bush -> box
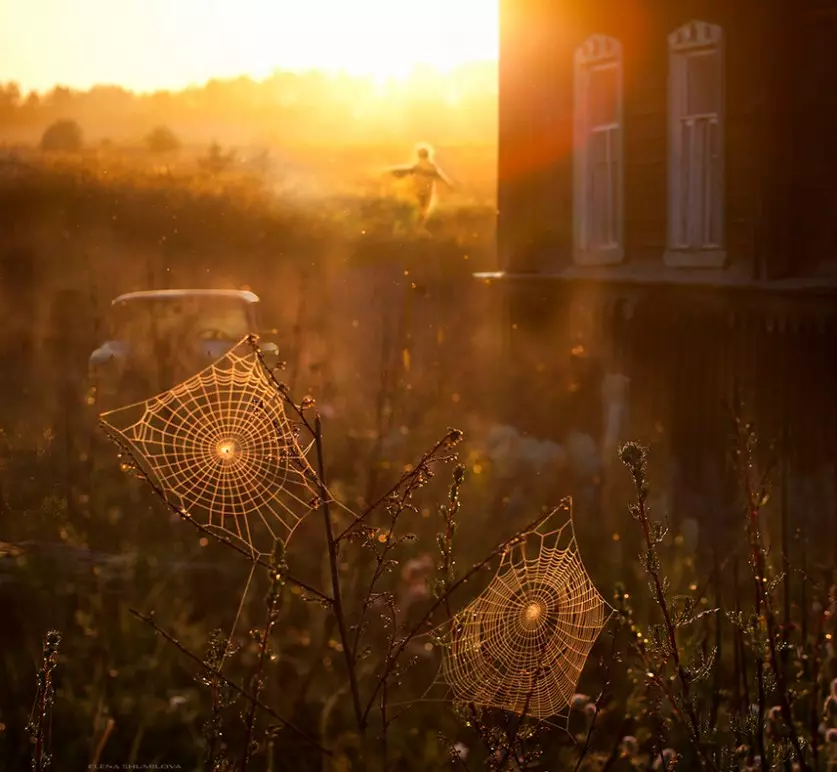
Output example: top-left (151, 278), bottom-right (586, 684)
top-left (145, 125), bottom-right (180, 154)
top-left (39, 119), bottom-right (83, 152)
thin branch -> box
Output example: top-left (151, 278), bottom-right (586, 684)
top-left (735, 418), bottom-right (810, 772)
top-left (240, 549), bottom-right (285, 772)
top-left (129, 609), bottom-right (329, 755)
top-left (336, 429), bottom-right (462, 542)
top-left (572, 629), bottom-right (620, 772)
top-left (619, 443), bottom-right (716, 771)
top-left (314, 414), bottom-right (366, 734)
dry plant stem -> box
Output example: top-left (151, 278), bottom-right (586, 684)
top-left (439, 464), bottom-right (465, 618)
top-left (90, 717), bottom-right (115, 768)
top-left (337, 430), bottom-right (461, 542)
top-left (240, 561), bottom-right (285, 772)
top-left (314, 414), bottom-right (366, 735)
top-left (572, 631), bottom-right (620, 772)
top-left (709, 550), bottom-right (723, 733)
top-left (129, 609), bottom-right (329, 754)
top-left (350, 447), bottom-right (439, 662)
top-left (808, 607), bottom-right (826, 768)
top-left (104, 426), bottom-right (331, 604)
top-left (361, 502), bottom-right (563, 726)
top-left (732, 559), bottom-right (754, 750)
top-left (30, 631), bottom-right (60, 772)
top-left (738, 428), bottom-right (809, 772)
top-left (754, 638), bottom-right (768, 767)
top-left (438, 469), bottom-right (513, 766)
top-left (206, 680), bottom-right (222, 772)
top-left (497, 642), bottom-right (551, 771)
top-left (350, 508), bottom-right (399, 662)
top-left (627, 465), bottom-right (713, 770)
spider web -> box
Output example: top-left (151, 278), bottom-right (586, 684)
top-left (440, 506), bottom-right (611, 720)
top-left (99, 336), bottom-right (320, 553)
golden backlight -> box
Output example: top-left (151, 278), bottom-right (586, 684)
top-left (0, 0), bottom-right (498, 92)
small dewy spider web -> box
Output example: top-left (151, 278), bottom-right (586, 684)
top-left (441, 505), bottom-right (612, 721)
top-left (99, 336), bottom-right (320, 552)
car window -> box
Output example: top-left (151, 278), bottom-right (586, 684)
top-left (111, 297), bottom-right (252, 343)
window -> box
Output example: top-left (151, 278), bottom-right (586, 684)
top-left (573, 35), bottom-right (624, 265)
top-left (666, 20), bottom-right (725, 267)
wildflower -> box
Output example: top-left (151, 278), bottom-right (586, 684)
top-left (618, 440), bottom-right (647, 471)
top-left (619, 735), bottom-right (638, 758)
top-left (766, 705), bottom-right (784, 739)
top-left (168, 694), bottom-right (188, 710)
top-left (401, 554), bottom-right (434, 604)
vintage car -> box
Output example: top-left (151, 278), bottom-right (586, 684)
top-left (88, 288), bottom-right (279, 411)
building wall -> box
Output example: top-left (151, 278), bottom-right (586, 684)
top-left (794, 5), bottom-right (837, 276)
top-left (501, 279), bottom-right (837, 565)
top-left (498, 0), bottom-right (837, 283)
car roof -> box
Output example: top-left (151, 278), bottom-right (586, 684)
top-left (111, 289), bottom-right (260, 305)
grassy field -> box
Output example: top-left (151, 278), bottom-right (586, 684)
top-left (1, 148), bottom-right (836, 772)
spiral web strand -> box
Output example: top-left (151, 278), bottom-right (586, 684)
top-left (99, 337), bottom-right (319, 552)
top-left (441, 507), bottom-right (610, 720)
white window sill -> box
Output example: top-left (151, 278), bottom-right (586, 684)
top-left (573, 246), bottom-right (625, 266)
top-left (664, 249), bottom-right (727, 268)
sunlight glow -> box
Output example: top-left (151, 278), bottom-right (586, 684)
top-left (0, 0), bottom-right (498, 92)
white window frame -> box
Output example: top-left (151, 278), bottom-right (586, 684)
top-left (665, 20), bottom-right (726, 268)
top-left (573, 34), bottom-right (624, 265)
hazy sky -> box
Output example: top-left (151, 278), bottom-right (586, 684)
top-left (0, 0), bottom-right (498, 93)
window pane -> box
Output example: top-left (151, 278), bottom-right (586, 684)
top-left (588, 64), bottom-right (618, 126)
top-left (589, 129), bottom-right (617, 246)
top-left (609, 130), bottom-right (619, 244)
top-left (591, 132), bottom-right (607, 245)
top-left (679, 117), bottom-right (722, 248)
top-left (685, 51), bottom-right (720, 115)
top-left (692, 119), bottom-right (708, 246)
top-left (679, 121), bottom-right (693, 246)
top-left (707, 119), bottom-right (722, 245)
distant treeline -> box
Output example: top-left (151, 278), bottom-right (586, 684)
top-left (0, 63), bottom-right (498, 148)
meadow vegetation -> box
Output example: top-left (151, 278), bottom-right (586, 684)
top-left (0, 70), bottom-right (835, 771)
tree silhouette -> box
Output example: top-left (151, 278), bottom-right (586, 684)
top-left (146, 125), bottom-right (181, 154)
top-left (0, 65), bottom-right (499, 149)
top-left (40, 119), bottom-right (83, 152)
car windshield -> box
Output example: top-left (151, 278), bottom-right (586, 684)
top-left (109, 296), bottom-right (253, 343)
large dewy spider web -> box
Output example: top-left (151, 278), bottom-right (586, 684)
top-left (442, 505), bottom-right (611, 720)
top-left (99, 336), bottom-right (320, 552)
